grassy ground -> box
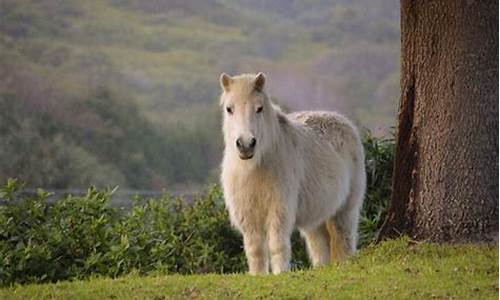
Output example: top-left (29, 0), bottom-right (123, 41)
top-left (1, 238), bottom-right (497, 300)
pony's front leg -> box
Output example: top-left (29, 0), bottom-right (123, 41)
top-left (268, 216), bottom-right (293, 274)
top-left (243, 231), bottom-right (268, 275)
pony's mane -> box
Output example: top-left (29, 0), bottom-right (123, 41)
top-left (219, 73), bottom-right (262, 106)
top-left (229, 73), bottom-right (262, 93)
top-left (267, 101), bottom-right (290, 128)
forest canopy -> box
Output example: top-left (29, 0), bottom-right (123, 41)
top-left (0, 0), bottom-right (399, 189)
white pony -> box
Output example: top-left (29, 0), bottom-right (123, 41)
top-left (220, 73), bottom-right (366, 275)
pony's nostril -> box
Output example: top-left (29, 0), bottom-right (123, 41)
top-left (249, 138), bottom-right (256, 148)
top-left (236, 138), bottom-right (243, 149)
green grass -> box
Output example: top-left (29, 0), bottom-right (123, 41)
top-left (2, 238), bottom-right (497, 300)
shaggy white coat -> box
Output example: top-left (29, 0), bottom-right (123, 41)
top-left (220, 73), bottom-right (366, 275)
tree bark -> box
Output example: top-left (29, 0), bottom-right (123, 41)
top-left (379, 0), bottom-right (498, 242)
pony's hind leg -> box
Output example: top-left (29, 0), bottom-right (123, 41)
top-left (325, 218), bottom-right (348, 261)
top-left (300, 223), bottom-right (331, 267)
top-left (330, 165), bottom-right (366, 259)
top-left (331, 188), bottom-right (364, 258)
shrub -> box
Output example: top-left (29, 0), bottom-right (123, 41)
top-left (359, 131), bottom-right (395, 247)
top-left (0, 133), bottom-right (394, 285)
top-left (0, 180), bottom-right (311, 285)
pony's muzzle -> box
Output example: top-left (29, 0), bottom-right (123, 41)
top-left (236, 137), bottom-right (256, 160)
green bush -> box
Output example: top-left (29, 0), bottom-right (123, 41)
top-left (0, 133), bottom-right (393, 285)
top-left (359, 131), bottom-right (395, 247)
top-left (0, 179), bottom-right (310, 285)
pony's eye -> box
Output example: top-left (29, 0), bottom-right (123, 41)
top-left (256, 106), bottom-right (263, 113)
top-left (226, 107), bottom-right (233, 114)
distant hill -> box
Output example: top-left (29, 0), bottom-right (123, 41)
top-left (0, 0), bottom-right (399, 189)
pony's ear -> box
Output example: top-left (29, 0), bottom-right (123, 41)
top-left (220, 73), bottom-right (233, 92)
top-left (254, 72), bottom-right (266, 92)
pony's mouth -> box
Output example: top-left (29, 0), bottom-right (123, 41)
top-left (239, 154), bottom-right (254, 160)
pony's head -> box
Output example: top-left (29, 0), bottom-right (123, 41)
top-left (219, 73), bottom-right (278, 164)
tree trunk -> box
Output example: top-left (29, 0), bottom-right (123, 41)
top-left (379, 0), bottom-right (498, 242)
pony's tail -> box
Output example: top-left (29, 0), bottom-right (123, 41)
top-left (325, 218), bottom-right (347, 262)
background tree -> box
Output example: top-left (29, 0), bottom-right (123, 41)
top-left (0, 0), bottom-right (400, 190)
top-left (379, 1), bottom-right (498, 242)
